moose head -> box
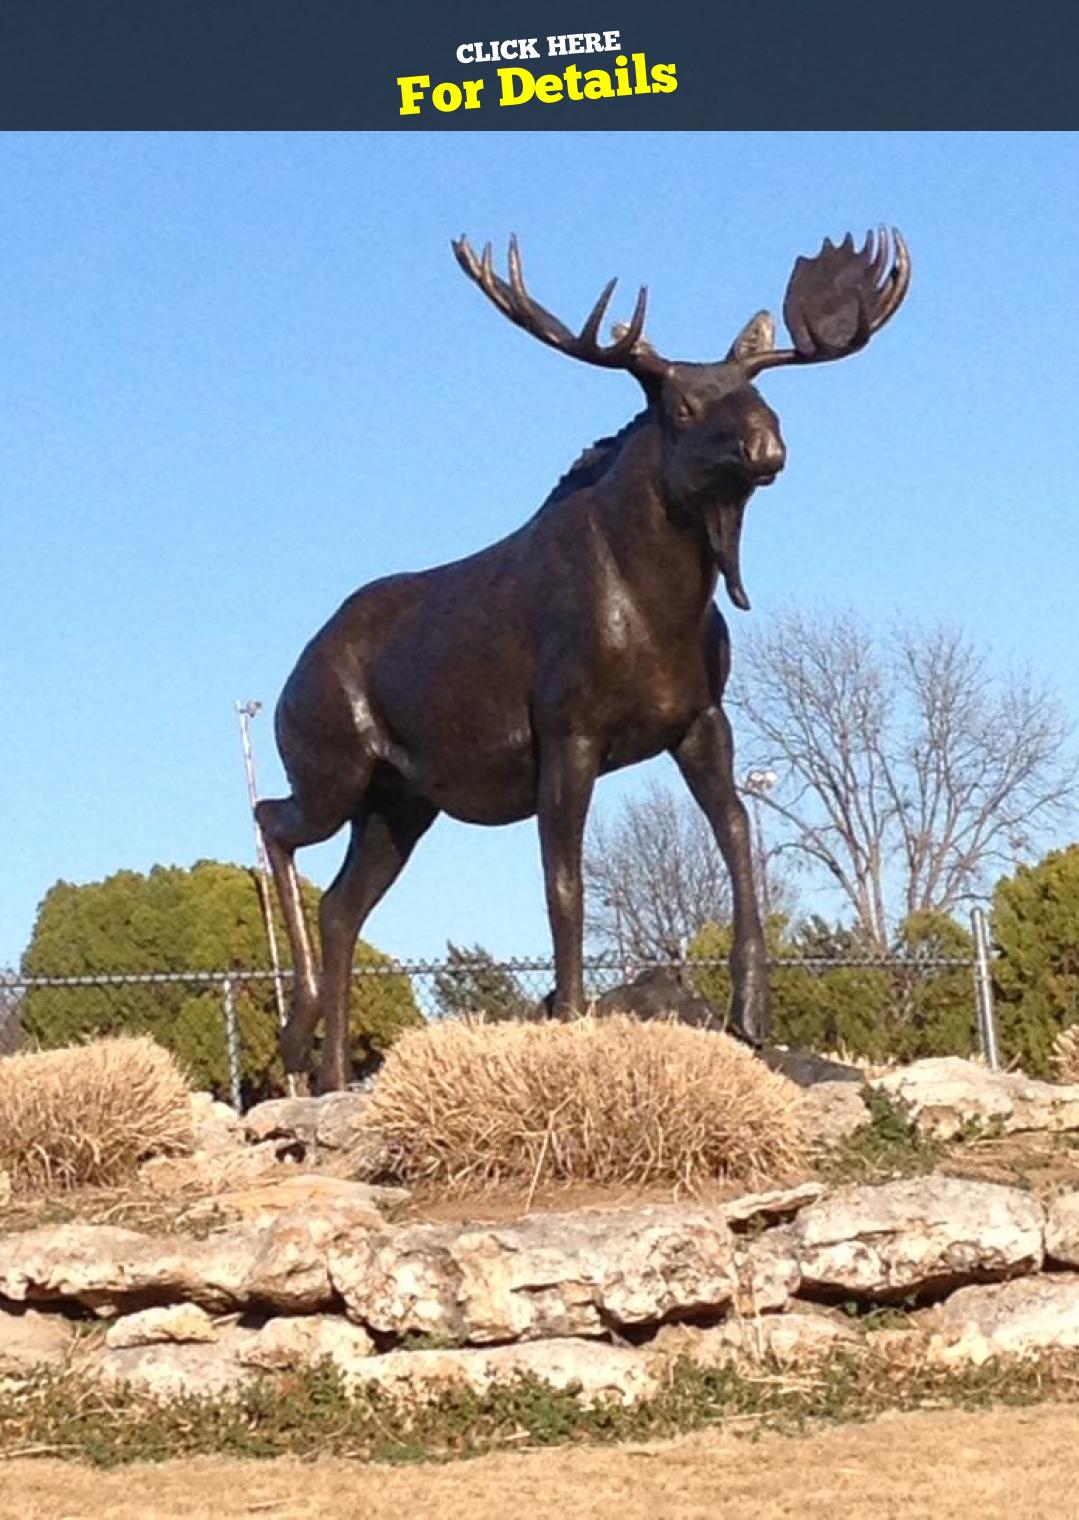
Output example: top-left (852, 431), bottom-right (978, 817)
top-left (453, 229), bottom-right (910, 610)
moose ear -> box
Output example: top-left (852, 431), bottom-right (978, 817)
top-left (727, 310), bottom-right (777, 364)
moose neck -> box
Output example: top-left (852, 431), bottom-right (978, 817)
top-left (589, 408), bottom-right (719, 629)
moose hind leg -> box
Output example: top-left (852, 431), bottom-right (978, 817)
top-left (672, 707), bottom-right (771, 1046)
top-left (255, 792), bottom-right (354, 1074)
top-left (316, 789), bottom-right (438, 1093)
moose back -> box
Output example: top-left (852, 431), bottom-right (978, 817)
top-left (257, 230), bottom-right (910, 1091)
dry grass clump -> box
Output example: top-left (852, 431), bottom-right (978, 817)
top-left (1053, 1025), bottom-right (1079, 1084)
top-left (360, 1014), bottom-right (808, 1194)
top-left (0, 1036), bottom-right (193, 1193)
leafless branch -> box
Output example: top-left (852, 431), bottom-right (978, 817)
top-left (731, 610), bottom-right (1078, 947)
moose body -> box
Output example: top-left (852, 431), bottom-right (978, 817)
top-left (259, 230), bottom-right (910, 1091)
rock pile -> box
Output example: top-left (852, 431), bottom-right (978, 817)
top-left (3, 1171), bottom-right (1079, 1403)
top-left (6, 1056), bottom-right (1079, 1406)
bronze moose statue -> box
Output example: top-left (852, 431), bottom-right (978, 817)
top-left (257, 229), bottom-right (910, 1091)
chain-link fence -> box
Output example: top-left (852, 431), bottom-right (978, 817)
top-left (0, 921), bottom-right (999, 1111)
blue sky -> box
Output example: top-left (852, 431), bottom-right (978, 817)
top-left (3, 131), bottom-right (1078, 971)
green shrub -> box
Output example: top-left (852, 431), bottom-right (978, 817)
top-left (992, 844), bottom-right (1079, 1076)
top-left (688, 911), bottom-right (977, 1063)
top-left (21, 861), bottom-right (421, 1100)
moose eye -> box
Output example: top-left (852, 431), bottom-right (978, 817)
top-left (674, 397), bottom-right (696, 425)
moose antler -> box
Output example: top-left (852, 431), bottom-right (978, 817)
top-left (452, 234), bottom-right (669, 380)
top-left (742, 227), bottom-right (911, 376)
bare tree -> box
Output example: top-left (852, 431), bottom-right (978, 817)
top-left (584, 778), bottom-right (796, 960)
top-left (731, 610), bottom-right (1078, 949)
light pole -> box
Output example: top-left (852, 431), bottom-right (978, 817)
top-left (235, 699), bottom-right (296, 1098)
top-left (740, 769), bottom-right (777, 921)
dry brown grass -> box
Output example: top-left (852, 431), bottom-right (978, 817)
top-left (1053, 1026), bottom-right (1079, 1084)
top-left (0, 1036), bottom-right (192, 1193)
top-left (8, 1406), bottom-right (1079, 1520)
top-left (360, 1014), bottom-right (808, 1193)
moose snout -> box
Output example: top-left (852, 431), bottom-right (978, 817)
top-left (741, 428), bottom-right (786, 482)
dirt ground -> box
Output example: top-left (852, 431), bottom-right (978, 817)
top-left (5, 1403), bottom-right (1077, 1520)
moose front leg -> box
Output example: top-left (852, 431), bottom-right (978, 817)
top-left (537, 734), bottom-right (599, 1019)
top-left (672, 707), bottom-right (771, 1046)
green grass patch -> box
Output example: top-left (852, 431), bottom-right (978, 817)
top-left (4, 1351), bottom-right (1079, 1468)
top-left (819, 1087), bottom-right (944, 1183)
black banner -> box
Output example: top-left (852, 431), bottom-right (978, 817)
top-left (1, 0), bottom-right (1076, 129)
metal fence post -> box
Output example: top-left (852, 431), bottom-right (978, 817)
top-left (970, 907), bottom-right (1000, 1071)
top-left (235, 699), bottom-right (297, 1099)
top-left (221, 976), bottom-right (244, 1113)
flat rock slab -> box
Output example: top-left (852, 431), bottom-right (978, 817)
top-left (188, 1092), bottom-right (242, 1153)
top-left (106, 1302), bottom-right (218, 1348)
top-left (180, 1174), bottom-right (406, 1231)
top-left (99, 1334), bottom-right (257, 1399)
top-left (0, 1305), bottom-right (77, 1374)
top-left (242, 1093), bottom-right (371, 1154)
top-left (344, 1338), bottom-right (662, 1406)
top-left (1043, 1190), bottom-right (1079, 1266)
top-left (95, 1331), bottom-right (661, 1407)
top-left (721, 1182), bottom-right (823, 1228)
top-left (329, 1203), bottom-right (784, 1344)
top-left (800, 1082), bottom-right (871, 1147)
top-left (874, 1057), bottom-right (1079, 1141)
top-left (140, 1142), bottom-right (289, 1194)
top-left (927, 1273), bottom-right (1079, 1362)
top-left (793, 1176), bottom-right (1044, 1300)
top-left (0, 1203), bottom-right (368, 1316)
top-left (0, 1224), bottom-right (256, 1314)
top-left (239, 1314), bottom-right (375, 1371)
top-left (654, 1308), bottom-right (862, 1367)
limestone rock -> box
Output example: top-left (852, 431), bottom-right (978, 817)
top-left (243, 1092), bottom-right (371, 1157)
top-left (239, 1315), bottom-right (374, 1373)
top-left (0, 1205), bottom-right (369, 1316)
top-left (0, 1168), bottom-right (10, 1208)
top-left (242, 1096), bottom-right (322, 1150)
top-left (140, 1141), bottom-right (287, 1194)
top-left (181, 1174), bottom-right (405, 1231)
top-left (242, 1202), bottom-right (379, 1313)
top-left (733, 1225), bottom-right (801, 1314)
top-left (99, 1335), bottom-right (255, 1398)
top-left (189, 1092), bottom-right (242, 1153)
top-left (801, 1082), bottom-right (871, 1147)
top-left (106, 1303), bottom-right (218, 1349)
top-left (346, 1338), bottom-right (660, 1406)
top-left (330, 1204), bottom-right (740, 1344)
top-left (0, 1305), bottom-right (76, 1374)
top-left (315, 1092), bottom-right (374, 1152)
top-left (0, 1224), bottom-right (255, 1314)
top-left (794, 1177), bottom-right (1044, 1299)
top-left (926, 1274), bottom-right (1079, 1363)
top-left (1044, 1190), bottom-right (1079, 1266)
top-left (873, 1057), bottom-right (1079, 1141)
top-left (722, 1181), bottom-right (823, 1228)
top-left (654, 1308), bottom-right (861, 1367)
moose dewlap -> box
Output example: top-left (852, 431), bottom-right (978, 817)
top-left (0, 1036), bottom-right (192, 1192)
top-left (360, 1015), bottom-right (808, 1192)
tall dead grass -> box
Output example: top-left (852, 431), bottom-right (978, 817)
top-left (360, 1015), bottom-right (808, 1193)
top-left (1053, 1026), bottom-right (1079, 1084)
top-left (0, 1036), bottom-right (193, 1193)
